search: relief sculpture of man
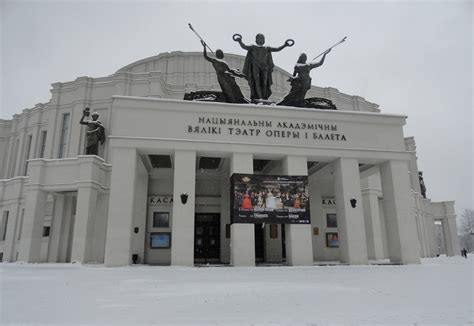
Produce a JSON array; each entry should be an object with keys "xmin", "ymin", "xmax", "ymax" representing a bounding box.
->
[
  {"xmin": 79, "ymin": 107, "xmax": 105, "ymax": 156},
  {"xmin": 233, "ymin": 33, "xmax": 294, "ymax": 101}
]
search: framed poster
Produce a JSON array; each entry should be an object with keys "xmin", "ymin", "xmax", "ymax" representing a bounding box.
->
[
  {"xmin": 150, "ymin": 232, "xmax": 171, "ymax": 249},
  {"xmin": 326, "ymin": 213, "xmax": 337, "ymax": 228},
  {"xmin": 326, "ymin": 232, "xmax": 339, "ymax": 248},
  {"xmin": 153, "ymin": 212, "xmax": 169, "ymax": 228},
  {"xmin": 230, "ymin": 173, "xmax": 310, "ymax": 224}
]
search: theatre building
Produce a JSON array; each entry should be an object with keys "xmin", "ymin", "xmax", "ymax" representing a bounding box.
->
[{"xmin": 0, "ymin": 51, "xmax": 460, "ymax": 266}]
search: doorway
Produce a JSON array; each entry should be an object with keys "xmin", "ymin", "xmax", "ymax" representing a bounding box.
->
[
  {"xmin": 194, "ymin": 213, "xmax": 220, "ymax": 263},
  {"xmin": 255, "ymin": 224, "xmax": 264, "ymax": 262}
]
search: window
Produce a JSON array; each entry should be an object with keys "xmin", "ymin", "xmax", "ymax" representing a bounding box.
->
[
  {"xmin": 326, "ymin": 213, "xmax": 337, "ymax": 228},
  {"xmin": 39, "ymin": 130, "xmax": 47, "ymax": 158},
  {"xmin": 152, "ymin": 212, "xmax": 169, "ymax": 228},
  {"xmin": 58, "ymin": 113, "xmax": 70, "ymax": 158},
  {"xmin": 42, "ymin": 226, "xmax": 51, "ymax": 237},
  {"xmin": 148, "ymin": 155, "xmax": 172, "ymax": 168},
  {"xmin": 23, "ymin": 135, "xmax": 33, "ymax": 175},
  {"xmin": 150, "ymin": 232, "xmax": 171, "ymax": 249},
  {"xmin": 1, "ymin": 211, "xmax": 9, "ymax": 241},
  {"xmin": 9, "ymin": 138, "xmax": 19, "ymax": 177}
]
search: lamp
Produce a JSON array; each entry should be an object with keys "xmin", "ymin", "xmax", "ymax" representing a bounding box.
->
[
  {"xmin": 180, "ymin": 193, "xmax": 188, "ymax": 204},
  {"xmin": 350, "ymin": 198, "xmax": 357, "ymax": 208}
]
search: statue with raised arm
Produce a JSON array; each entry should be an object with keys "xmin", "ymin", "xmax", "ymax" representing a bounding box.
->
[
  {"xmin": 201, "ymin": 40, "xmax": 248, "ymax": 104},
  {"xmin": 418, "ymin": 171, "xmax": 427, "ymax": 198},
  {"xmin": 233, "ymin": 33, "xmax": 294, "ymax": 101},
  {"xmin": 80, "ymin": 108, "xmax": 105, "ymax": 156},
  {"xmin": 278, "ymin": 49, "xmax": 331, "ymax": 107}
]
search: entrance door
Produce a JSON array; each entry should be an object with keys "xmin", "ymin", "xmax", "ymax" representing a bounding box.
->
[
  {"xmin": 194, "ymin": 213, "xmax": 220, "ymax": 263},
  {"xmin": 255, "ymin": 224, "xmax": 264, "ymax": 262}
]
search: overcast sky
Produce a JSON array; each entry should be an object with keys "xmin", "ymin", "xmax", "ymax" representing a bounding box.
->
[{"xmin": 1, "ymin": 0, "xmax": 472, "ymax": 216}]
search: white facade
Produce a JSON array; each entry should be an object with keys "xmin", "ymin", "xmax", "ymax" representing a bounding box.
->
[{"xmin": 0, "ymin": 52, "xmax": 460, "ymax": 266}]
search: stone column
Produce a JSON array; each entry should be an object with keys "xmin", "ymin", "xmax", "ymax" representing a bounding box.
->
[
  {"xmin": 378, "ymin": 198, "xmax": 389, "ymax": 258},
  {"xmin": 361, "ymin": 188, "xmax": 384, "ymax": 260},
  {"xmin": 230, "ymin": 152, "xmax": 255, "ymax": 266},
  {"xmin": 104, "ymin": 147, "xmax": 137, "ymax": 266},
  {"xmin": 380, "ymin": 160, "xmax": 420, "ymax": 264},
  {"xmin": 421, "ymin": 199, "xmax": 437, "ymax": 257},
  {"xmin": 131, "ymin": 159, "xmax": 148, "ymax": 264},
  {"xmin": 446, "ymin": 217, "xmax": 461, "ymax": 256},
  {"xmin": 413, "ymin": 194, "xmax": 428, "ymax": 258},
  {"xmin": 47, "ymin": 194, "xmax": 66, "ymax": 262},
  {"xmin": 18, "ymin": 187, "xmax": 47, "ymax": 262},
  {"xmin": 220, "ymin": 175, "xmax": 231, "ymax": 264},
  {"xmin": 334, "ymin": 158, "xmax": 368, "ymax": 264},
  {"xmin": 309, "ymin": 179, "xmax": 325, "ymax": 262},
  {"xmin": 2, "ymin": 202, "xmax": 20, "ymax": 262},
  {"xmin": 441, "ymin": 219, "xmax": 453, "ymax": 256},
  {"xmin": 71, "ymin": 184, "xmax": 98, "ymax": 263},
  {"xmin": 282, "ymin": 155, "xmax": 313, "ymax": 266},
  {"xmin": 445, "ymin": 202, "xmax": 460, "ymax": 256},
  {"xmin": 171, "ymin": 150, "xmax": 196, "ymax": 266}
]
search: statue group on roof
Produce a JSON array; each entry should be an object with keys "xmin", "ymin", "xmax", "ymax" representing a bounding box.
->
[{"xmin": 189, "ymin": 24, "xmax": 346, "ymax": 109}]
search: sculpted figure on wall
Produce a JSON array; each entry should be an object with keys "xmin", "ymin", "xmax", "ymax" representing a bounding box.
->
[
  {"xmin": 201, "ymin": 40, "xmax": 248, "ymax": 104},
  {"xmin": 419, "ymin": 171, "xmax": 427, "ymax": 198},
  {"xmin": 233, "ymin": 33, "xmax": 294, "ymax": 101},
  {"xmin": 278, "ymin": 49, "xmax": 331, "ymax": 107},
  {"xmin": 80, "ymin": 108, "xmax": 105, "ymax": 156}
]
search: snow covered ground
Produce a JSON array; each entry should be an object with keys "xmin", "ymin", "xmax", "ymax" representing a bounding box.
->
[{"xmin": 1, "ymin": 256, "xmax": 472, "ymax": 325}]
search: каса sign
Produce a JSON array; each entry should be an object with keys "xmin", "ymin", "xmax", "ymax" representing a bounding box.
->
[{"xmin": 148, "ymin": 196, "xmax": 173, "ymax": 205}]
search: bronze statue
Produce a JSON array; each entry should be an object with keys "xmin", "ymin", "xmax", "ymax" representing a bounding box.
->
[
  {"xmin": 80, "ymin": 108, "xmax": 105, "ymax": 156},
  {"xmin": 418, "ymin": 171, "xmax": 427, "ymax": 198},
  {"xmin": 278, "ymin": 49, "xmax": 331, "ymax": 107},
  {"xmin": 201, "ymin": 40, "xmax": 248, "ymax": 104},
  {"xmin": 233, "ymin": 33, "xmax": 294, "ymax": 101}
]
